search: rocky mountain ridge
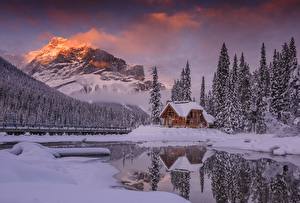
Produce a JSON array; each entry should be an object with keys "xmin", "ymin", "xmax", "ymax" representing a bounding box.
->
[{"xmin": 23, "ymin": 37, "xmax": 164, "ymax": 95}]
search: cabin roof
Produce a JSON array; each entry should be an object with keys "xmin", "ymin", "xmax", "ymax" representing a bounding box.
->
[{"xmin": 160, "ymin": 101, "xmax": 215, "ymax": 124}]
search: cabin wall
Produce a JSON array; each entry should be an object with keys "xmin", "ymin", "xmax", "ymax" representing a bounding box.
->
[
  {"xmin": 161, "ymin": 106, "xmax": 186, "ymax": 127},
  {"xmin": 161, "ymin": 106, "xmax": 208, "ymax": 128},
  {"xmin": 186, "ymin": 110, "xmax": 207, "ymax": 128}
]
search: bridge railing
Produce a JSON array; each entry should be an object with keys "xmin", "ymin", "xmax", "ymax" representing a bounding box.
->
[{"xmin": 0, "ymin": 123, "xmax": 133, "ymax": 135}]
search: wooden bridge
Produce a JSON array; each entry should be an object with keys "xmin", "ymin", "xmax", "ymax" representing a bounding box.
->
[{"xmin": 0, "ymin": 125, "xmax": 132, "ymax": 135}]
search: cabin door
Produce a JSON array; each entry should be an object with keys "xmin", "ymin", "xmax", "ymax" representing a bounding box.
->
[{"xmin": 166, "ymin": 117, "xmax": 173, "ymax": 127}]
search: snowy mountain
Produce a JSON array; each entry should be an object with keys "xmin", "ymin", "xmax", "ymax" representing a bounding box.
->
[
  {"xmin": 0, "ymin": 57, "xmax": 149, "ymax": 127},
  {"xmin": 24, "ymin": 37, "xmax": 164, "ymax": 95}
]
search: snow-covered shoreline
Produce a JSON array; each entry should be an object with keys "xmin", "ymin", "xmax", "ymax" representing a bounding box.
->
[
  {"xmin": 0, "ymin": 142, "xmax": 189, "ymax": 203},
  {"xmin": 1, "ymin": 126, "xmax": 299, "ymax": 156}
]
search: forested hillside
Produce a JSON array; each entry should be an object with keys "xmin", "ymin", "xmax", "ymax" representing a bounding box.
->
[{"xmin": 0, "ymin": 57, "xmax": 149, "ymax": 128}]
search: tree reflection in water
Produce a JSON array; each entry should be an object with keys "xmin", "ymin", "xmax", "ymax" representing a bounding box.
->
[
  {"xmin": 108, "ymin": 144, "xmax": 300, "ymax": 203},
  {"xmin": 203, "ymin": 151, "xmax": 300, "ymax": 203},
  {"xmin": 171, "ymin": 169, "xmax": 191, "ymax": 200},
  {"xmin": 149, "ymin": 150, "xmax": 162, "ymax": 191}
]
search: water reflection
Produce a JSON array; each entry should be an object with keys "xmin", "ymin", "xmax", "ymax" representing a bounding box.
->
[
  {"xmin": 107, "ymin": 144, "xmax": 300, "ymax": 203},
  {"xmin": 149, "ymin": 150, "xmax": 162, "ymax": 191},
  {"xmin": 171, "ymin": 169, "xmax": 191, "ymax": 199},
  {"xmin": 203, "ymin": 151, "xmax": 300, "ymax": 203}
]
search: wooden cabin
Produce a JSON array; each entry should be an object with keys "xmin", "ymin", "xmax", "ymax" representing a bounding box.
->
[{"xmin": 159, "ymin": 101, "xmax": 214, "ymax": 128}]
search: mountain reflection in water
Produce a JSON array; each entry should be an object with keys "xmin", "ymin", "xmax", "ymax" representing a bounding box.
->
[{"xmin": 106, "ymin": 144, "xmax": 300, "ymax": 203}]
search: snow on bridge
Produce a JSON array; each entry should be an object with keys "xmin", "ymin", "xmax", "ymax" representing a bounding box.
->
[{"xmin": 0, "ymin": 125, "xmax": 132, "ymax": 135}]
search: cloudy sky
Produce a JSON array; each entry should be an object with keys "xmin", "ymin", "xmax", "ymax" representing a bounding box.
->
[{"xmin": 1, "ymin": 0, "xmax": 300, "ymax": 90}]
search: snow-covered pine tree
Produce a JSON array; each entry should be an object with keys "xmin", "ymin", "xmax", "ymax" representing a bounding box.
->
[
  {"xmin": 171, "ymin": 80, "xmax": 177, "ymax": 101},
  {"xmin": 259, "ymin": 43, "xmax": 270, "ymax": 98},
  {"xmin": 184, "ymin": 61, "xmax": 192, "ymax": 101},
  {"xmin": 211, "ymin": 72, "xmax": 217, "ymax": 117},
  {"xmin": 270, "ymin": 50, "xmax": 282, "ymax": 118},
  {"xmin": 253, "ymin": 43, "xmax": 269, "ymax": 134},
  {"xmin": 179, "ymin": 68, "xmax": 186, "ymax": 101},
  {"xmin": 271, "ymin": 43, "xmax": 293, "ymax": 123},
  {"xmin": 281, "ymin": 43, "xmax": 292, "ymax": 120},
  {"xmin": 206, "ymin": 90, "xmax": 215, "ymax": 116},
  {"xmin": 200, "ymin": 76, "xmax": 205, "ymax": 108},
  {"xmin": 231, "ymin": 54, "xmax": 244, "ymax": 131},
  {"xmin": 288, "ymin": 37, "xmax": 300, "ymax": 118},
  {"xmin": 149, "ymin": 66, "xmax": 162, "ymax": 125},
  {"xmin": 223, "ymin": 54, "xmax": 243, "ymax": 133},
  {"xmin": 255, "ymin": 91, "xmax": 267, "ymax": 134},
  {"xmin": 237, "ymin": 53, "xmax": 252, "ymax": 131},
  {"xmin": 214, "ymin": 43, "xmax": 230, "ymax": 128}
]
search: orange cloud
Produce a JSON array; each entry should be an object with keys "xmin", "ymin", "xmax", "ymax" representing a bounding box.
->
[
  {"xmin": 68, "ymin": 28, "xmax": 118, "ymax": 49},
  {"xmin": 148, "ymin": 12, "xmax": 200, "ymax": 30},
  {"xmin": 58, "ymin": 11, "xmax": 200, "ymax": 60}
]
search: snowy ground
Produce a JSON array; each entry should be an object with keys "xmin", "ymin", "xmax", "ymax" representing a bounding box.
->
[
  {"xmin": 0, "ymin": 142, "xmax": 189, "ymax": 203},
  {"xmin": 0, "ymin": 126, "xmax": 299, "ymax": 156}
]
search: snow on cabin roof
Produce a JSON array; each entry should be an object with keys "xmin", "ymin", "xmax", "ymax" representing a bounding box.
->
[
  {"xmin": 202, "ymin": 110, "xmax": 215, "ymax": 124},
  {"xmin": 161, "ymin": 101, "xmax": 204, "ymax": 117},
  {"xmin": 160, "ymin": 101, "xmax": 215, "ymax": 124},
  {"xmin": 169, "ymin": 156, "xmax": 201, "ymax": 172}
]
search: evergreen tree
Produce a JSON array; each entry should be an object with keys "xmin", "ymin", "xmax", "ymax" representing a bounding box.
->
[
  {"xmin": 255, "ymin": 96, "xmax": 267, "ymax": 134},
  {"xmin": 288, "ymin": 37, "xmax": 300, "ymax": 118},
  {"xmin": 211, "ymin": 73, "xmax": 217, "ymax": 117},
  {"xmin": 251, "ymin": 44, "xmax": 269, "ymax": 134},
  {"xmin": 223, "ymin": 54, "xmax": 243, "ymax": 133},
  {"xmin": 171, "ymin": 80, "xmax": 178, "ymax": 101},
  {"xmin": 172, "ymin": 79, "xmax": 182, "ymax": 101},
  {"xmin": 237, "ymin": 53, "xmax": 252, "ymax": 131},
  {"xmin": 200, "ymin": 76, "xmax": 206, "ymax": 108},
  {"xmin": 270, "ymin": 50, "xmax": 282, "ymax": 117},
  {"xmin": 214, "ymin": 43, "xmax": 230, "ymax": 128},
  {"xmin": 259, "ymin": 43, "xmax": 271, "ymax": 98},
  {"xmin": 281, "ymin": 43, "xmax": 292, "ymax": 116},
  {"xmin": 179, "ymin": 68, "xmax": 186, "ymax": 101},
  {"xmin": 184, "ymin": 61, "xmax": 192, "ymax": 101},
  {"xmin": 149, "ymin": 67, "xmax": 162, "ymax": 124},
  {"xmin": 270, "ymin": 43, "xmax": 292, "ymax": 122},
  {"xmin": 206, "ymin": 90, "xmax": 215, "ymax": 116}
]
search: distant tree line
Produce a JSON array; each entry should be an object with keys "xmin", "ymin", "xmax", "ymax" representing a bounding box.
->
[
  {"xmin": 0, "ymin": 57, "xmax": 149, "ymax": 128},
  {"xmin": 171, "ymin": 61, "xmax": 192, "ymax": 102}
]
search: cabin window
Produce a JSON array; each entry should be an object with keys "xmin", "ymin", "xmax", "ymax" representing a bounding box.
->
[{"xmin": 168, "ymin": 111, "xmax": 174, "ymax": 117}]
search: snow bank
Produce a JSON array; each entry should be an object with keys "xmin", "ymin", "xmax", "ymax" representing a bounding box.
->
[
  {"xmin": 9, "ymin": 142, "xmax": 111, "ymax": 158},
  {"xmin": 51, "ymin": 147, "xmax": 111, "ymax": 157},
  {"xmin": 0, "ymin": 126, "xmax": 299, "ymax": 156},
  {"xmin": 0, "ymin": 142, "xmax": 189, "ymax": 203}
]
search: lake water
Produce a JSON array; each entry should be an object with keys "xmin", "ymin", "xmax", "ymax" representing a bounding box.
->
[{"xmin": 104, "ymin": 143, "xmax": 300, "ymax": 203}]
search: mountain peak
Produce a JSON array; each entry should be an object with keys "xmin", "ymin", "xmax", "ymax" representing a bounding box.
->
[
  {"xmin": 22, "ymin": 37, "xmax": 165, "ymax": 95},
  {"xmin": 48, "ymin": 37, "xmax": 68, "ymax": 45},
  {"xmin": 25, "ymin": 36, "xmax": 87, "ymax": 64}
]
